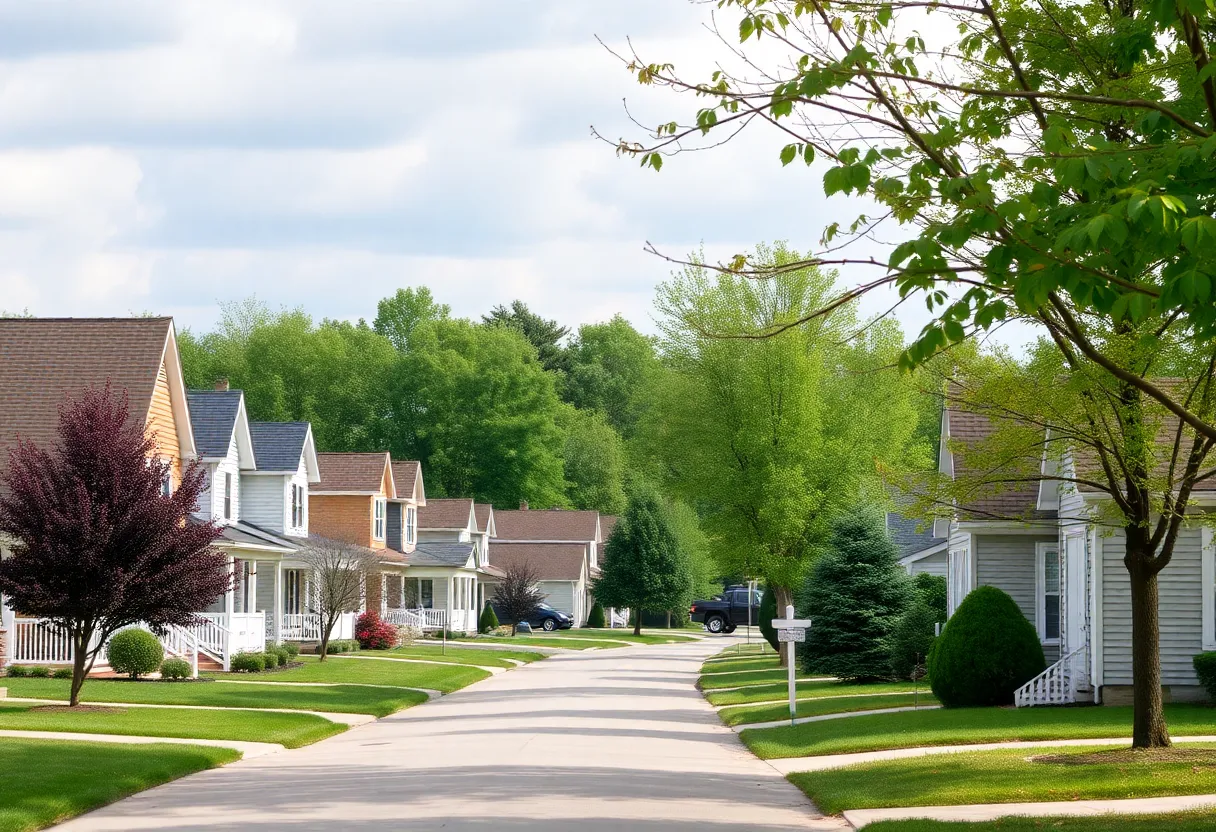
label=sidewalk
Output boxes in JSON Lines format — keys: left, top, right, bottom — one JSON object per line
{"left": 845, "top": 793, "right": 1216, "bottom": 828}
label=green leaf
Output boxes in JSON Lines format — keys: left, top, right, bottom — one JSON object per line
{"left": 739, "top": 15, "right": 755, "bottom": 42}
{"left": 780, "top": 144, "right": 798, "bottom": 166}
{"left": 944, "top": 319, "right": 965, "bottom": 342}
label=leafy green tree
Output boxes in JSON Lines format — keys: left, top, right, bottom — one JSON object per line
{"left": 592, "top": 483, "right": 692, "bottom": 635}
{"left": 483, "top": 300, "right": 570, "bottom": 375}
{"left": 564, "top": 316, "right": 660, "bottom": 437}
{"left": 888, "top": 598, "right": 938, "bottom": 681}
{"left": 758, "top": 586, "right": 779, "bottom": 653}
{"left": 800, "top": 509, "right": 911, "bottom": 680}
{"left": 641, "top": 242, "right": 927, "bottom": 662}
{"left": 912, "top": 573, "right": 948, "bottom": 624}
{"left": 560, "top": 406, "right": 627, "bottom": 515}
{"left": 663, "top": 497, "right": 719, "bottom": 604}
{"left": 373, "top": 287, "right": 450, "bottom": 351}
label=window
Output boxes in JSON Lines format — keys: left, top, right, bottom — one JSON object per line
{"left": 291, "top": 484, "right": 305, "bottom": 529}
{"left": 223, "top": 472, "right": 233, "bottom": 520}
{"left": 419, "top": 578, "right": 433, "bottom": 609}
{"left": 1037, "top": 543, "right": 1061, "bottom": 644}
{"left": 373, "top": 498, "right": 386, "bottom": 540}
{"left": 948, "top": 546, "right": 972, "bottom": 616}
{"left": 160, "top": 461, "right": 173, "bottom": 498}
{"left": 405, "top": 507, "right": 416, "bottom": 544}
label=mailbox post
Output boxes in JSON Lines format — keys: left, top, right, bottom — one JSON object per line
{"left": 771, "top": 605, "right": 812, "bottom": 726}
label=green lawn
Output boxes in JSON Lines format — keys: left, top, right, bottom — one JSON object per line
{"left": 381, "top": 646, "right": 547, "bottom": 665}
{"left": 700, "top": 668, "right": 830, "bottom": 689}
{"left": 701, "top": 656, "right": 783, "bottom": 674}
{"left": 741, "top": 704, "right": 1216, "bottom": 759}
{"left": 0, "top": 702, "right": 342, "bottom": 748}
{"left": 790, "top": 744, "right": 1216, "bottom": 813}
{"left": 0, "top": 737, "right": 238, "bottom": 832}
{"left": 239, "top": 655, "right": 488, "bottom": 692}
{"left": 718, "top": 693, "right": 939, "bottom": 726}
{"left": 543, "top": 629, "right": 701, "bottom": 644}
{"left": 453, "top": 636, "right": 626, "bottom": 650}
{"left": 706, "top": 679, "right": 919, "bottom": 706}
{"left": 3, "top": 677, "right": 427, "bottom": 718}
{"left": 866, "top": 811, "right": 1216, "bottom": 831}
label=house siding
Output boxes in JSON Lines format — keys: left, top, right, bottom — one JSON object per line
{"left": 205, "top": 434, "right": 241, "bottom": 523}
{"left": 286, "top": 459, "right": 309, "bottom": 537}
{"left": 243, "top": 475, "right": 288, "bottom": 532}
{"left": 386, "top": 502, "right": 402, "bottom": 551}
{"left": 908, "top": 550, "right": 948, "bottom": 577}
{"left": 145, "top": 358, "right": 182, "bottom": 486}
{"left": 310, "top": 496, "right": 375, "bottom": 548}
{"left": 974, "top": 533, "right": 1055, "bottom": 625}
{"left": 254, "top": 561, "right": 277, "bottom": 618}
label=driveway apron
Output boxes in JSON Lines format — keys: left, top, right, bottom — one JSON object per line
{"left": 55, "top": 638, "right": 841, "bottom": 831}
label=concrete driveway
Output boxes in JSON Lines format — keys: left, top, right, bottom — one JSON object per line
{"left": 57, "top": 637, "right": 843, "bottom": 831}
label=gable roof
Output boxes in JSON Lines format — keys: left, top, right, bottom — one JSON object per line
{"left": 408, "top": 541, "right": 476, "bottom": 568}
{"left": 492, "top": 509, "right": 600, "bottom": 543}
{"left": 186, "top": 389, "right": 256, "bottom": 469}
{"left": 600, "top": 515, "right": 619, "bottom": 542}
{"left": 945, "top": 405, "right": 1057, "bottom": 522}
{"left": 418, "top": 498, "right": 475, "bottom": 531}
{"left": 474, "top": 503, "right": 495, "bottom": 536}
{"left": 887, "top": 510, "right": 945, "bottom": 559}
{"left": 313, "top": 452, "right": 393, "bottom": 494}
{"left": 488, "top": 541, "right": 587, "bottom": 581}
{"left": 249, "top": 421, "right": 313, "bottom": 474}
{"left": 0, "top": 317, "right": 194, "bottom": 471}
{"left": 390, "top": 460, "right": 424, "bottom": 503}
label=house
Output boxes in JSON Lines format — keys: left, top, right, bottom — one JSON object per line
{"left": 489, "top": 505, "right": 605, "bottom": 626}
{"left": 406, "top": 498, "right": 503, "bottom": 633}
{"left": 888, "top": 500, "right": 947, "bottom": 578}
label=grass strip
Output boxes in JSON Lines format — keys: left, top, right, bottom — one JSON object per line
{"left": 0, "top": 737, "right": 238, "bottom": 832}
{"left": 701, "top": 656, "right": 783, "bottom": 674}
{"left": 706, "top": 680, "right": 921, "bottom": 706}
{"left": 718, "top": 694, "right": 939, "bottom": 727}
{"left": 742, "top": 704, "right": 1216, "bottom": 760}
{"left": 3, "top": 677, "right": 427, "bottom": 718}
{"left": 865, "top": 810, "right": 1216, "bottom": 831}
{"left": 454, "top": 636, "right": 625, "bottom": 650}
{"left": 249, "top": 655, "right": 488, "bottom": 693}
{"left": 382, "top": 646, "right": 546, "bottom": 665}
{"left": 789, "top": 744, "right": 1216, "bottom": 813}
{"left": 549, "top": 629, "right": 700, "bottom": 644}
{"left": 0, "top": 702, "right": 343, "bottom": 748}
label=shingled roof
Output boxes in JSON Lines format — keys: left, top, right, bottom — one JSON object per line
{"left": 493, "top": 509, "right": 600, "bottom": 542}
{"left": 391, "top": 460, "right": 422, "bottom": 502}
{"left": 248, "top": 422, "right": 310, "bottom": 472}
{"left": 489, "top": 542, "right": 587, "bottom": 581}
{"left": 600, "top": 515, "right": 619, "bottom": 542}
{"left": 314, "top": 452, "right": 392, "bottom": 494}
{"left": 408, "top": 542, "right": 476, "bottom": 568}
{"left": 0, "top": 317, "right": 177, "bottom": 471}
{"left": 947, "top": 405, "right": 1057, "bottom": 521}
{"left": 474, "top": 503, "right": 494, "bottom": 535}
{"left": 187, "top": 390, "right": 245, "bottom": 460}
{"left": 418, "top": 498, "right": 474, "bottom": 531}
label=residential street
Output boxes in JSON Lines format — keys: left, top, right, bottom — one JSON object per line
{"left": 56, "top": 637, "right": 843, "bottom": 831}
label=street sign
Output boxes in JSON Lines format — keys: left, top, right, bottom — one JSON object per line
{"left": 772, "top": 605, "right": 811, "bottom": 726}
{"left": 777, "top": 628, "right": 806, "bottom": 643}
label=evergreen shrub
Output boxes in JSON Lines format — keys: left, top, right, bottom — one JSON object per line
{"left": 1194, "top": 652, "right": 1216, "bottom": 701}
{"left": 282, "top": 642, "right": 301, "bottom": 658}
{"left": 261, "top": 650, "right": 280, "bottom": 669}
{"left": 585, "top": 602, "right": 605, "bottom": 629}
{"left": 888, "top": 597, "right": 938, "bottom": 680}
{"left": 480, "top": 603, "right": 501, "bottom": 633}
{"left": 928, "top": 586, "right": 1046, "bottom": 706}
{"left": 5, "top": 665, "right": 29, "bottom": 677}
{"left": 27, "top": 666, "right": 51, "bottom": 678}
{"left": 107, "top": 629, "right": 165, "bottom": 679}
{"left": 52, "top": 667, "right": 73, "bottom": 679}
{"left": 160, "top": 658, "right": 192, "bottom": 679}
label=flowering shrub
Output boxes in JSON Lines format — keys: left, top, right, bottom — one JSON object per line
{"left": 355, "top": 611, "right": 399, "bottom": 650}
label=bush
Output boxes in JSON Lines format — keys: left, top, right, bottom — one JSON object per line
{"left": 52, "top": 667, "right": 74, "bottom": 679}
{"left": 231, "top": 652, "right": 266, "bottom": 673}
{"left": 5, "top": 665, "right": 30, "bottom": 678}
{"left": 888, "top": 597, "right": 938, "bottom": 680}
{"left": 273, "top": 645, "right": 291, "bottom": 665}
{"left": 912, "top": 573, "right": 948, "bottom": 622}
{"left": 585, "top": 602, "right": 605, "bottom": 629}
{"left": 160, "top": 658, "right": 191, "bottom": 680}
{"left": 397, "top": 623, "right": 423, "bottom": 645}
{"left": 107, "top": 629, "right": 165, "bottom": 679}
{"left": 261, "top": 650, "right": 280, "bottom": 669}
{"left": 281, "top": 642, "right": 301, "bottom": 658}
{"left": 928, "top": 585, "right": 1046, "bottom": 707}
{"left": 325, "top": 639, "right": 360, "bottom": 654}
{"left": 481, "top": 603, "right": 501, "bottom": 633}
{"left": 356, "top": 611, "right": 399, "bottom": 650}
{"left": 758, "top": 587, "right": 778, "bottom": 653}
{"left": 28, "top": 666, "right": 51, "bottom": 678}
{"left": 1194, "top": 652, "right": 1216, "bottom": 701}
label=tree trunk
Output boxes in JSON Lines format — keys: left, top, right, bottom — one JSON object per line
{"left": 633, "top": 608, "right": 642, "bottom": 636}
{"left": 666, "top": 610, "right": 672, "bottom": 629}
{"left": 318, "top": 616, "right": 335, "bottom": 662}
{"left": 773, "top": 585, "right": 794, "bottom": 668}
{"left": 69, "top": 632, "right": 90, "bottom": 707}
{"left": 1128, "top": 552, "right": 1171, "bottom": 748}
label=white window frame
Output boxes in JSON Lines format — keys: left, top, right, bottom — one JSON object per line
{"left": 1202, "top": 526, "right": 1215, "bottom": 651}
{"left": 223, "top": 471, "right": 233, "bottom": 521}
{"left": 405, "top": 506, "right": 416, "bottom": 545}
{"left": 373, "top": 497, "right": 386, "bottom": 541}
{"left": 947, "top": 539, "right": 973, "bottom": 617}
{"left": 1035, "top": 541, "right": 1061, "bottom": 646}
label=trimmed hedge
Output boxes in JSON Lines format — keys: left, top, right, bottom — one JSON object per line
{"left": 160, "top": 658, "right": 192, "bottom": 679}
{"left": 5, "top": 665, "right": 31, "bottom": 677}
{"left": 52, "top": 667, "right": 73, "bottom": 679}
{"left": 1194, "top": 652, "right": 1216, "bottom": 701}
{"left": 480, "top": 602, "right": 501, "bottom": 633}
{"left": 107, "top": 629, "right": 165, "bottom": 679}
{"left": 585, "top": 602, "right": 605, "bottom": 629}
{"left": 231, "top": 652, "right": 266, "bottom": 673}
{"left": 928, "top": 585, "right": 1046, "bottom": 707}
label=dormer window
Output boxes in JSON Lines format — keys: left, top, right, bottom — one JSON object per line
{"left": 291, "top": 484, "right": 306, "bottom": 529}
{"left": 223, "top": 472, "right": 233, "bottom": 520}
{"left": 373, "top": 498, "right": 386, "bottom": 540}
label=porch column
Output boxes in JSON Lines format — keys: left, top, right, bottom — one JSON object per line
{"left": 224, "top": 556, "right": 235, "bottom": 616}
{"left": 380, "top": 573, "right": 388, "bottom": 616}
{"left": 446, "top": 576, "right": 454, "bottom": 632}
{"left": 272, "top": 561, "right": 283, "bottom": 645}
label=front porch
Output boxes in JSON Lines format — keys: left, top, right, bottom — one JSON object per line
{"left": 382, "top": 569, "right": 481, "bottom": 634}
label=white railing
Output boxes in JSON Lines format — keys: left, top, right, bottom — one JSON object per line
{"left": 383, "top": 608, "right": 447, "bottom": 631}
{"left": 158, "top": 624, "right": 201, "bottom": 678}
{"left": 610, "top": 609, "right": 629, "bottom": 629}
{"left": 1015, "top": 644, "right": 1089, "bottom": 707}
{"left": 281, "top": 613, "right": 322, "bottom": 641}
{"left": 10, "top": 618, "right": 76, "bottom": 664}
{"left": 384, "top": 609, "right": 422, "bottom": 628}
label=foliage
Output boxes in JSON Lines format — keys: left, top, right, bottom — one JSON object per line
{"left": 106, "top": 630, "right": 165, "bottom": 680}
{"left": 159, "top": 658, "right": 192, "bottom": 680}
{"left": 230, "top": 652, "right": 265, "bottom": 673}
{"left": 261, "top": 650, "right": 280, "bottom": 669}
{"left": 888, "top": 598, "right": 938, "bottom": 681}
{"left": 4, "top": 665, "right": 28, "bottom": 678}
{"left": 563, "top": 315, "right": 661, "bottom": 438}
{"left": 592, "top": 482, "right": 692, "bottom": 635}
{"left": 355, "top": 611, "right": 399, "bottom": 650}
{"left": 281, "top": 642, "right": 301, "bottom": 658}
{"left": 52, "top": 667, "right": 73, "bottom": 679}
{"left": 492, "top": 561, "right": 547, "bottom": 636}
{"left": 911, "top": 574, "right": 948, "bottom": 623}
{"left": 296, "top": 537, "right": 376, "bottom": 660}
{"left": 0, "top": 386, "right": 227, "bottom": 703}
{"left": 27, "top": 666, "right": 51, "bottom": 678}
{"left": 758, "top": 586, "right": 779, "bottom": 653}
{"left": 586, "top": 601, "right": 606, "bottom": 629}
{"left": 560, "top": 406, "right": 627, "bottom": 515}
{"left": 800, "top": 510, "right": 911, "bottom": 680}
{"left": 928, "top": 586, "right": 1046, "bottom": 707}
{"left": 663, "top": 497, "right": 719, "bottom": 604}
{"left": 479, "top": 602, "right": 500, "bottom": 634}
{"left": 373, "top": 287, "right": 450, "bottom": 351}
{"left": 271, "top": 645, "right": 291, "bottom": 665}
{"left": 1193, "top": 652, "right": 1216, "bottom": 701}
{"left": 483, "top": 299, "right": 571, "bottom": 375}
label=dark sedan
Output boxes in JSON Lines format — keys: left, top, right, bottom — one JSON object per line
{"left": 492, "top": 602, "right": 574, "bottom": 632}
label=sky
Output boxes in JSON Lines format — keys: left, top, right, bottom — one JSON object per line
{"left": 0, "top": 0, "right": 1030, "bottom": 348}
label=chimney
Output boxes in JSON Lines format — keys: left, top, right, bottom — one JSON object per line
{"left": 214, "top": 378, "right": 230, "bottom": 392}
{"left": 520, "top": 500, "right": 529, "bottom": 511}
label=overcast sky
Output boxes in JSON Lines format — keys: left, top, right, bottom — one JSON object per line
{"left": 0, "top": 0, "right": 1031, "bottom": 348}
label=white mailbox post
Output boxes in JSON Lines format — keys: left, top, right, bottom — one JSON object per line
{"left": 771, "top": 604, "right": 812, "bottom": 726}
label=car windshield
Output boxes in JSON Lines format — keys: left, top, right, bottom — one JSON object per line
{"left": 537, "top": 604, "right": 554, "bottom": 611}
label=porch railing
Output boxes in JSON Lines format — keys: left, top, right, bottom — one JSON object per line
{"left": 609, "top": 609, "right": 629, "bottom": 629}
{"left": 281, "top": 613, "right": 322, "bottom": 641}
{"left": 383, "top": 608, "right": 447, "bottom": 632}
{"left": 1015, "top": 643, "right": 1089, "bottom": 707}
{"left": 9, "top": 618, "right": 77, "bottom": 664}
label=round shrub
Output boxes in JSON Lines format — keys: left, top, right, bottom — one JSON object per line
{"left": 27, "top": 666, "right": 51, "bottom": 678}
{"left": 281, "top": 642, "right": 301, "bottom": 658}
{"left": 1193, "top": 652, "right": 1216, "bottom": 701}
{"left": 107, "top": 629, "right": 165, "bottom": 679}
{"left": 928, "top": 586, "right": 1046, "bottom": 707}
{"left": 481, "top": 602, "right": 501, "bottom": 633}
{"left": 52, "top": 667, "right": 74, "bottom": 679}
{"left": 261, "top": 650, "right": 280, "bottom": 669}
{"left": 160, "top": 658, "right": 192, "bottom": 680}
{"left": 585, "top": 602, "right": 605, "bottom": 630}
{"left": 356, "top": 612, "right": 399, "bottom": 650}
{"left": 273, "top": 645, "right": 292, "bottom": 665}
{"left": 231, "top": 652, "right": 266, "bottom": 673}
{"left": 5, "top": 665, "right": 30, "bottom": 678}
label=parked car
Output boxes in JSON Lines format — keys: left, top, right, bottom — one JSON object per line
{"left": 492, "top": 602, "right": 574, "bottom": 632}
{"left": 689, "top": 586, "right": 763, "bottom": 634}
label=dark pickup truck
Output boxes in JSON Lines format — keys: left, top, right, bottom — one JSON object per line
{"left": 689, "top": 586, "right": 763, "bottom": 634}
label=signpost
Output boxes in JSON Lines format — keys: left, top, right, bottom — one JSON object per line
{"left": 771, "top": 605, "right": 812, "bottom": 726}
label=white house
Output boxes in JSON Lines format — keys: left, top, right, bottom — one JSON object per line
{"left": 408, "top": 498, "right": 503, "bottom": 633}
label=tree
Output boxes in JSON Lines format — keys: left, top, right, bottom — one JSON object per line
{"left": 561, "top": 406, "right": 627, "bottom": 515}
{"left": 641, "top": 243, "right": 926, "bottom": 662}
{"left": 888, "top": 598, "right": 938, "bottom": 681}
{"left": 0, "top": 387, "right": 227, "bottom": 705}
{"left": 758, "top": 585, "right": 779, "bottom": 653}
{"left": 492, "top": 561, "right": 546, "bottom": 636}
{"left": 373, "top": 287, "right": 450, "bottom": 351}
{"left": 483, "top": 300, "right": 571, "bottom": 375}
{"left": 912, "top": 573, "right": 948, "bottom": 624}
{"left": 592, "top": 483, "right": 691, "bottom": 636}
{"left": 605, "top": 0, "right": 1216, "bottom": 744}
{"left": 297, "top": 536, "right": 376, "bottom": 660}
{"left": 800, "top": 509, "right": 911, "bottom": 681}
{"left": 563, "top": 316, "right": 661, "bottom": 438}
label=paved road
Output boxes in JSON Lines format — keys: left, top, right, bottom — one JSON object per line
{"left": 58, "top": 637, "right": 843, "bottom": 831}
